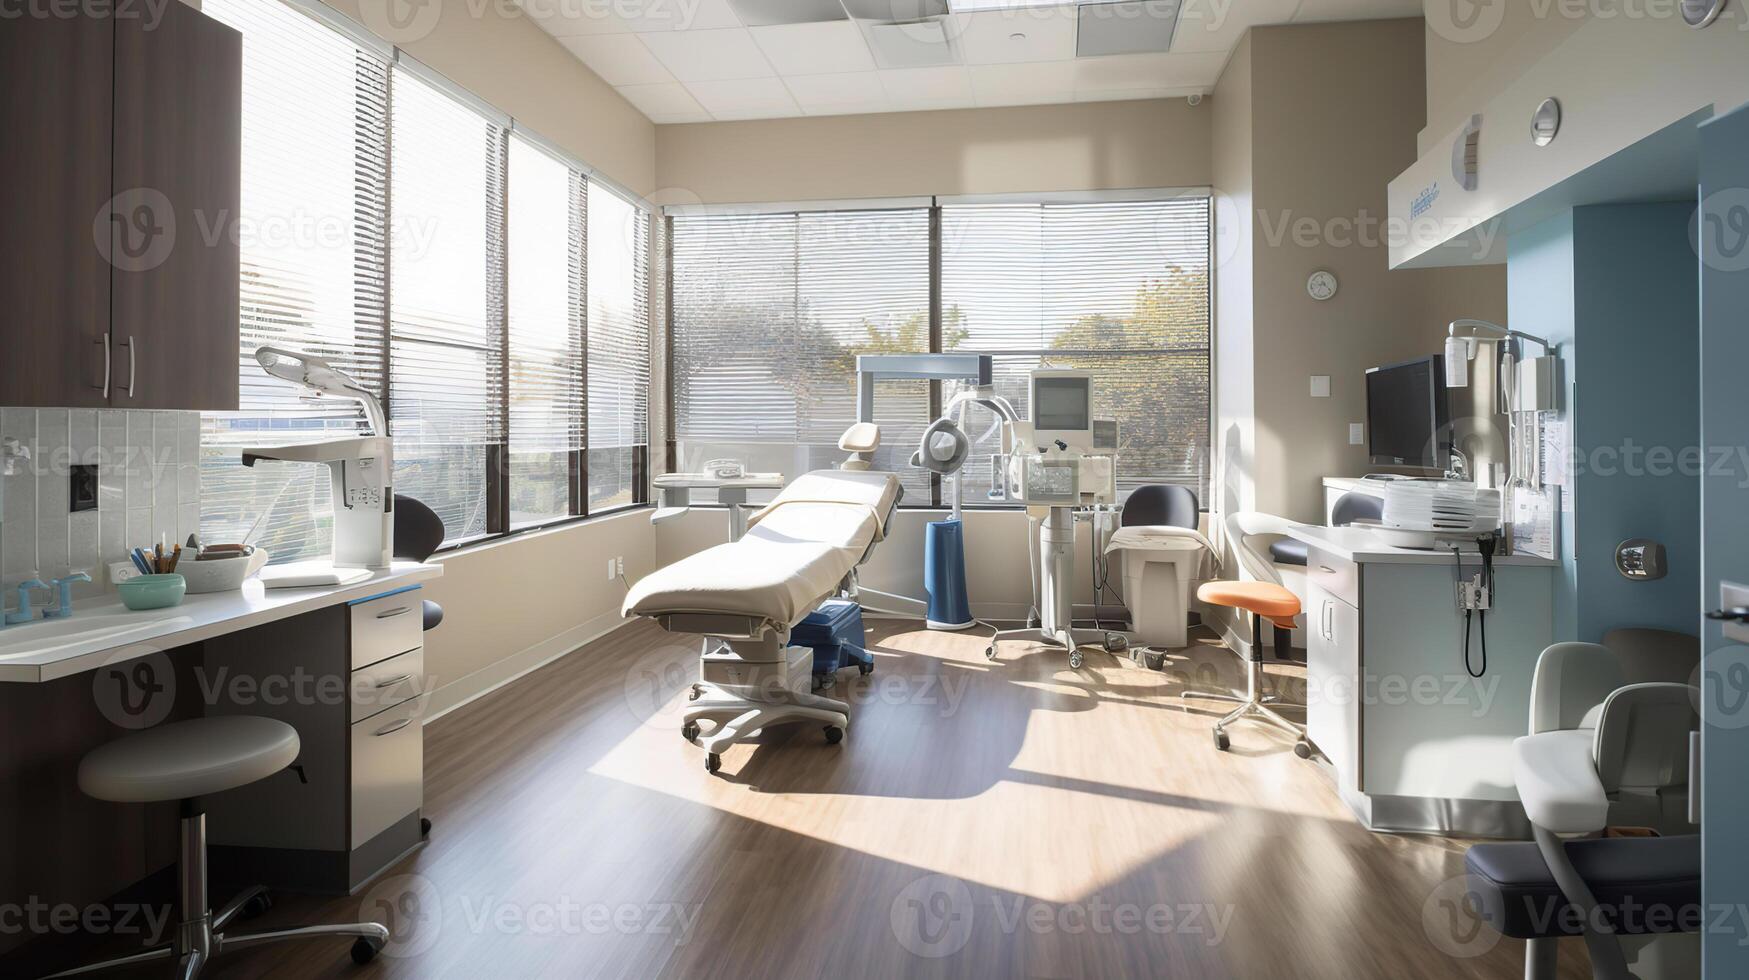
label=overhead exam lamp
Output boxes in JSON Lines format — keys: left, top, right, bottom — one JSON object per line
{"left": 241, "top": 347, "right": 394, "bottom": 585}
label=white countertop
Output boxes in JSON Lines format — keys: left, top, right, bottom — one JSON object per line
{"left": 1285, "top": 524, "right": 1557, "bottom": 567}
{"left": 0, "top": 562, "right": 442, "bottom": 684}
{"left": 653, "top": 472, "right": 785, "bottom": 490}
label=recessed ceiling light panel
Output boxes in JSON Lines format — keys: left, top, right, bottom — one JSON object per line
{"left": 1076, "top": 0, "right": 1182, "bottom": 57}
{"left": 948, "top": 0, "right": 1069, "bottom": 10}
{"left": 728, "top": 0, "right": 849, "bottom": 26}
{"left": 842, "top": 0, "right": 951, "bottom": 20}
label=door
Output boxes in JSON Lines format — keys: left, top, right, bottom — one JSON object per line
{"left": 110, "top": 0, "right": 241, "bottom": 411}
{"left": 1306, "top": 584, "right": 1362, "bottom": 793}
{"left": 1698, "top": 102, "right": 1749, "bottom": 978}
{"left": 0, "top": 12, "right": 114, "bottom": 407}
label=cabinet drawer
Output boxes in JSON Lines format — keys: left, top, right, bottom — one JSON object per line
{"left": 1306, "top": 548, "right": 1359, "bottom": 607}
{"left": 350, "top": 591, "right": 422, "bottom": 669}
{"left": 351, "top": 646, "right": 424, "bottom": 723}
{"left": 351, "top": 695, "right": 424, "bottom": 846}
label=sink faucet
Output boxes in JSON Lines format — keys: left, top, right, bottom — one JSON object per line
{"left": 43, "top": 573, "right": 92, "bottom": 619}
{"left": 6, "top": 579, "right": 49, "bottom": 625}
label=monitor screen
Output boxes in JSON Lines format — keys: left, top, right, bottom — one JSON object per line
{"left": 1034, "top": 376, "right": 1091, "bottom": 432}
{"left": 1365, "top": 356, "right": 1450, "bottom": 469}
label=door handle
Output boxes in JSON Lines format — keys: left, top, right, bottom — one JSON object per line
{"left": 93, "top": 335, "right": 111, "bottom": 399}
{"left": 1689, "top": 731, "right": 1701, "bottom": 826}
{"left": 373, "top": 717, "right": 413, "bottom": 737}
{"left": 118, "top": 336, "right": 137, "bottom": 398}
{"left": 375, "top": 606, "right": 412, "bottom": 619}
{"left": 374, "top": 673, "right": 413, "bottom": 689}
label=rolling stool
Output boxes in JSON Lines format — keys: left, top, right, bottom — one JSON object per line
{"left": 1180, "top": 511, "right": 1310, "bottom": 756}
{"left": 47, "top": 716, "right": 387, "bottom": 978}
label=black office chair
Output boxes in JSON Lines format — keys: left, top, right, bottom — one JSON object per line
{"left": 1268, "top": 490, "right": 1383, "bottom": 566}
{"left": 392, "top": 494, "right": 445, "bottom": 631}
{"left": 1121, "top": 484, "right": 1199, "bottom": 530}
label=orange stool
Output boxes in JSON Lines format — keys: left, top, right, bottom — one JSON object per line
{"left": 1190, "top": 579, "right": 1310, "bottom": 755}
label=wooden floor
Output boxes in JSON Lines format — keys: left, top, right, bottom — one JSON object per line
{"left": 119, "top": 621, "right": 1583, "bottom": 979}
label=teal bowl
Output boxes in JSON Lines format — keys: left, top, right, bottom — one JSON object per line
{"left": 118, "top": 574, "right": 186, "bottom": 611}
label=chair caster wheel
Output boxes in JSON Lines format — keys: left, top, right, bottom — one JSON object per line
{"left": 681, "top": 722, "right": 700, "bottom": 743}
{"left": 858, "top": 662, "right": 873, "bottom": 675}
{"left": 984, "top": 645, "right": 998, "bottom": 661}
{"left": 1069, "top": 651, "right": 1084, "bottom": 670}
{"left": 351, "top": 936, "right": 384, "bottom": 965}
{"left": 705, "top": 753, "right": 722, "bottom": 774}
{"left": 421, "top": 817, "right": 432, "bottom": 838}
{"left": 1213, "top": 729, "right": 1230, "bottom": 751}
{"left": 824, "top": 725, "right": 843, "bottom": 745}
{"left": 1104, "top": 633, "right": 1127, "bottom": 653}
{"left": 1293, "top": 740, "right": 1313, "bottom": 760}
{"left": 241, "top": 891, "right": 274, "bottom": 919}
{"left": 1142, "top": 650, "right": 1168, "bottom": 671}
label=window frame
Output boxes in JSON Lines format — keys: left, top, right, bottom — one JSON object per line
{"left": 661, "top": 191, "right": 1215, "bottom": 511}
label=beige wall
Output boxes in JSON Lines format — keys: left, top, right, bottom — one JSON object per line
{"left": 316, "top": 0, "right": 656, "bottom": 197}
{"left": 1211, "top": 32, "right": 1255, "bottom": 522}
{"left": 1215, "top": 19, "right": 1508, "bottom": 526}
{"left": 1420, "top": 0, "right": 1584, "bottom": 154}
{"left": 655, "top": 98, "right": 1210, "bottom": 204}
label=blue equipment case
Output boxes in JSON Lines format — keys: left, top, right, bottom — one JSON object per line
{"left": 794, "top": 599, "right": 873, "bottom": 684}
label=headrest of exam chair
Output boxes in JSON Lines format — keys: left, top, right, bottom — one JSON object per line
{"left": 840, "top": 422, "right": 881, "bottom": 471}
{"left": 911, "top": 417, "right": 970, "bottom": 475}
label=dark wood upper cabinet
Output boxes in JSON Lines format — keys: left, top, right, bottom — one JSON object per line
{"left": 112, "top": 1, "right": 242, "bottom": 411}
{"left": 0, "top": 1, "right": 241, "bottom": 412}
{"left": 0, "top": 12, "right": 115, "bottom": 408}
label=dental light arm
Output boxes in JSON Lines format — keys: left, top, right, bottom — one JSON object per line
{"left": 1445, "top": 319, "right": 1558, "bottom": 388}
{"left": 255, "top": 346, "right": 387, "bottom": 437}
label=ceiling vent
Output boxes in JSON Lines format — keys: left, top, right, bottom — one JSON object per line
{"left": 1076, "top": 1, "right": 1182, "bottom": 57}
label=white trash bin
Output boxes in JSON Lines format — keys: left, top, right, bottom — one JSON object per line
{"left": 1105, "top": 526, "right": 1217, "bottom": 649}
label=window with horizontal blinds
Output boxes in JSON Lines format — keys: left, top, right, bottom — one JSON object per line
{"left": 507, "top": 135, "right": 584, "bottom": 529}
{"left": 670, "top": 207, "right": 932, "bottom": 500}
{"left": 586, "top": 181, "right": 651, "bottom": 511}
{"left": 197, "top": 0, "right": 390, "bottom": 563}
{"left": 940, "top": 198, "right": 1212, "bottom": 502}
{"left": 388, "top": 66, "right": 508, "bottom": 544}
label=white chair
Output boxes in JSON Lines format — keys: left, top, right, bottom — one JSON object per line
{"left": 46, "top": 716, "right": 388, "bottom": 979}
{"left": 1463, "top": 640, "right": 1701, "bottom": 980}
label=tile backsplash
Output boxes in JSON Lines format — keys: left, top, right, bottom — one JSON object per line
{"left": 0, "top": 408, "right": 201, "bottom": 610}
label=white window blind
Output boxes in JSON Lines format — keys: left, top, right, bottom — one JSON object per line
{"left": 388, "top": 66, "right": 508, "bottom": 544}
{"left": 507, "top": 135, "right": 584, "bottom": 529}
{"left": 940, "top": 198, "right": 1212, "bottom": 502}
{"left": 198, "top": 0, "right": 390, "bottom": 563}
{"left": 670, "top": 207, "right": 932, "bottom": 499}
{"left": 585, "top": 182, "right": 650, "bottom": 511}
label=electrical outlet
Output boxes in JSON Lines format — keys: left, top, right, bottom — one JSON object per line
{"left": 606, "top": 558, "right": 617, "bottom": 582}
{"left": 109, "top": 560, "right": 141, "bottom": 585}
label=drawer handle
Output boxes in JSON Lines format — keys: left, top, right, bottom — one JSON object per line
{"left": 374, "top": 673, "right": 413, "bottom": 689}
{"left": 373, "top": 717, "right": 414, "bottom": 737}
{"left": 375, "top": 606, "right": 413, "bottom": 620}
{"left": 1318, "top": 566, "right": 1336, "bottom": 575}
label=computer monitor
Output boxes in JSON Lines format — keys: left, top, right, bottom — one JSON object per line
{"left": 1029, "top": 369, "right": 1093, "bottom": 450}
{"left": 1365, "top": 355, "right": 1451, "bottom": 469}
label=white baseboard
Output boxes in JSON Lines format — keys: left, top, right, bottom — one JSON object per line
{"left": 423, "top": 609, "right": 633, "bottom": 723}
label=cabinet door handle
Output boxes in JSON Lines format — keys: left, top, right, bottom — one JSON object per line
{"left": 116, "top": 336, "right": 137, "bottom": 398}
{"left": 373, "top": 717, "right": 413, "bottom": 737}
{"left": 375, "top": 606, "right": 412, "bottom": 619}
{"left": 93, "top": 335, "right": 111, "bottom": 399}
{"left": 374, "top": 673, "right": 413, "bottom": 689}
{"left": 1322, "top": 601, "right": 1334, "bottom": 642}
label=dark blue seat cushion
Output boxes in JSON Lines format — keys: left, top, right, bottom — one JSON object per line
{"left": 1269, "top": 538, "right": 1308, "bottom": 566}
{"left": 1464, "top": 835, "right": 1701, "bottom": 939}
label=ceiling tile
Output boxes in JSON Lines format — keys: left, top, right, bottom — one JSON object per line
{"left": 879, "top": 65, "right": 974, "bottom": 104}
{"left": 1171, "top": 0, "right": 1298, "bottom": 52}
{"left": 616, "top": 80, "right": 709, "bottom": 120}
{"left": 784, "top": 71, "right": 888, "bottom": 112}
{"left": 1077, "top": 1, "right": 1181, "bottom": 57}
{"left": 558, "top": 35, "right": 676, "bottom": 86}
{"left": 951, "top": 8, "right": 1077, "bottom": 65}
{"left": 686, "top": 76, "right": 800, "bottom": 116}
{"left": 622, "top": 0, "right": 742, "bottom": 32}
{"left": 968, "top": 60, "right": 1078, "bottom": 107}
{"left": 841, "top": 0, "right": 949, "bottom": 18}
{"left": 861, "top": 19, "right": 962, "bottom": 69}
{"left": 639, "top": 28, "right": 775, "bottom": 82}
{"left": 750, "top": 21, "right": 877, "bottom": 75}
{"left": 729, "top": 0, "right": 847, "bottom": 26}
{"left": 1072, "top": 50, "right": 1224, "bottom": 94}
{"left": 1292, "top": 0, "right": 1423, "bottom": 21}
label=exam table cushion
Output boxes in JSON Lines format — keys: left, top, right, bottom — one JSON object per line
{"left": 78, "top": 716, "right": 300, "bottom": 804}
{"left": 624, "top": 470, "right": 901, "bottom": 628}
{"left": 1513, "top": 729, "right": 1610, "bottom": 834}
{"left": 1464, "top": 834, "right": 1700, "bottom": 939}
